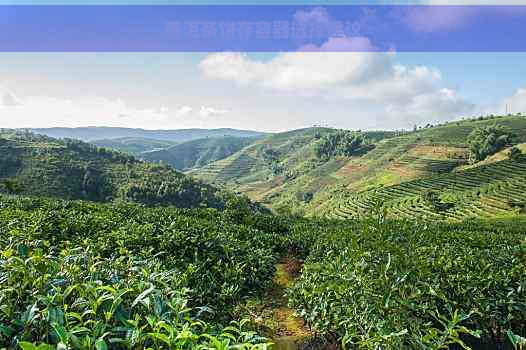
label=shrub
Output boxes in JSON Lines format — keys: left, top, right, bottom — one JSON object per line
{"left": 315, "top": 131, "right": 369, "bottom": 159}
{"left": 468, "top": 125, "right": 514, "bottom": 162}
{"left": 289, "top": 219, "right": 526, "bottom": 349}
{"left": 509, "top": 146, "right": 523, "bottom": 161}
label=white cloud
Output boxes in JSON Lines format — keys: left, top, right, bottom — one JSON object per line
{"left": 293, "top": 7, "right": 330, "bottom": 23}
{"left": 199, "top": 51, "right": 473, "bottom": 128}
{"left": 485, "top": 88, "right": 526, "bottom": 115}
{"left": 2, "top": 91, "right": 22, "bottom": 107}
{"left": 503, "top": 88, "right": 526, "bottom": 113}
{"left": 0, "top": 86, "right": 23, "bottom": 107}
{"left": 0, "top": 94, "right": 174, "bottom": 129}
{"left": 199, "top": 106, "right": 229, "bottom": 118}
{"left": 200, "top": 52, "right": 392, "bottom": 91}
{"left": 385, "top": 88, "right": 474, "bottom": 126}
{"left": 174, "top": 105, "right": 193, "bottom": 118}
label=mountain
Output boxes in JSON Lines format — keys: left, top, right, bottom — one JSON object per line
{"left": 0, "top": 130, "right": 242, "bottom": 209}
{"left": 91, "top": 137, "right": 178, "bottom": 155}
{"left": 141, "top": 136, "right": 260, "bottom": 170}
{"left": 189, "top": 115, "right": 526, "bottom": 218}
{"left": 27, "top": 126, "right": 266, "bottom": 142}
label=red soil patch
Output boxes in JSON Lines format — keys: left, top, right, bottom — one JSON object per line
{"left": 408, "top": 145, "right": 468, "bottom": 160}
{"left": 336, "top": 162, "right": 367, "bottom": 177}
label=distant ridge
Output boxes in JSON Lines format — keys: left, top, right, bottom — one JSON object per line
{"left": 27, "top": 126, "right": 267, "bottom": 143}
{"left": 142, "top": 136, "right": 260, "bottom": 170}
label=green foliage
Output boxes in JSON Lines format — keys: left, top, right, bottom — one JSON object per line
{"left": 1, "top": 194, "right": 526, "bottom": 349}
{"left": 422, "top": 190, "right": 454, "bottom": 212}
{"left": 1, "top": 178, "right": 25, "bottom": 194}
{"left": 468, "top": 125, "right": 514, "bottom": 162}
{"left": 509, "top": 146, "right": 524, "bottom": 161}
{"left": 262, "top": 149, "right": 280, "bottom": 164}
{"left": 301, "top": 192, "right": 313, "bottom": 203}
{"left": 508, "top": 330, "right": 526, "bottom": 350}
{"left": 0, "top": 195, "right": 280, "bottom": 348}
{"left": 315, "top": 131, "right": 370, "bottom": 159}
{"left": 261, "top": 149, "right": 284, "bottom": 176}
{"left": 331, "top": 157, "right": 526, "bottom": 221}
{"left": 288, "top": 218, "right": 526, "bottom": 349}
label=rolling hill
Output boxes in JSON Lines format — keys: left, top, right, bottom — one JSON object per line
{"left": 141, "top": 135, "right": 260, "bottom": 170}
{"left": 324, "top": 154, "right": 526, "bottom": 221}
{"left": 0, "top": 130, "right": 242, "bottom": 209}
{"left": 28, "top": 126, "right": 266, "bottom": 142}
{"left": 91, "top": 137, "right": 178, "bottom": 155}
{"left": 189, "top": 115, "right": 526, "bottom": 217}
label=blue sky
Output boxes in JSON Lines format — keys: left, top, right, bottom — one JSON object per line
{"left": 0, "top": 0, "right": 436, "bottom": 4}
{"left": 0, "top": 2, "right": 525, "bottom": 131}
{"left": 1, "top": 0, "right": 525, "bottom": 3}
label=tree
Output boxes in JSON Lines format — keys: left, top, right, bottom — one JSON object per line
{"left": 468, "top": 125, "right": 514, "bottom": 162}
{"left": 302, "top": 191, "right": 313, "bottom": 203}
{"left": 1, "top": 179, "right": 24, "bottom": 194}
{"left": 423, "top": 190, "right": 454, "bottom": 212}
{"left": 315, "top": 131, "right": 369, "bottom": 159}
{"left": 262, "top": 148, "right": 279, "bottom": 164}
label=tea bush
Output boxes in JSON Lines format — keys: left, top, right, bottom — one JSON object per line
{"left": 288, "top": 218, "right": 526, "bottom": 349}
{"left": 2, "top": 195, "right": 526, "bottom": 349}
{"left": 0, "top": 195, "right": 281, "bottom": 348}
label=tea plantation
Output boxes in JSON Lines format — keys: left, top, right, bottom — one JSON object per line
{"left": 327, "top": 155, "right": 526, "bottom": 221}
{"left": 288, "top": 217, "right": 526, "bottom": 349}
{"left": 1, "top": 195, "right": 525, "bottom": 349}
{"left": 0, "top": 195, "right": 283, "bottom": 348}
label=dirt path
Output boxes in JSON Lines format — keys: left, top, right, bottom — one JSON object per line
{"left": 263, "top": 257, "right": 312, "bottom": 350}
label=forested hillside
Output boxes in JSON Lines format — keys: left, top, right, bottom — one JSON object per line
{"left": 189, "top": 128, "right": 396, "bottom": 199}
{"left": 0, "top": 131, "right": 243, "bottom": 209}
{"left": 91, "top": 137, "right": 177, "bottom": 155}
{"left": 142, "top": 136, "right": 259, "bottom": 170}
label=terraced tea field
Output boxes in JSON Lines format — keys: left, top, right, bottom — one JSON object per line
{"left": 328, "top": 156, "right": 526, "bottom": 221}
{"left": 416, "top": 115, "right": 526, "bottom": 145}
{"left": 186, "top": 116, "right": 526, "bottom": 216}
{"left": 189, "top": 153, "right": 260, "bottom": 182}
{"left": 392, "top": 155, "right": 467, "bottom": 174}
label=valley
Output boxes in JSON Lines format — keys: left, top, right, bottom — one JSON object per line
{"left": 1, "top": 114, "right": 526, "bottom": 349}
